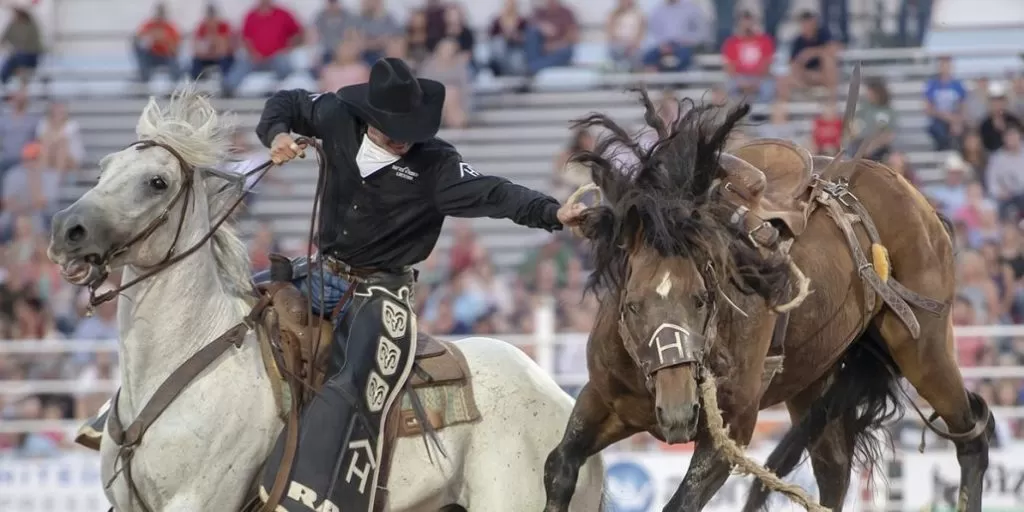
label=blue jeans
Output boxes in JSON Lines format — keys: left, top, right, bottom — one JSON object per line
{"left": 820, "top": 0, "right": 850, "bottom": 44}
{"left": 133, "top": 41, "right": 183, "bottom": 82}
{"left": 252, "top": 258, "right": 352, "bottom": 321}
{"left": 928, "top": 117, "right": 955, "bottom": 151}
{"left": 642, "top": 42, "right": 693, "bottom": 72}
{"left": 728, "top": 76, "right": 776, "bottom": 103}
{"left": 190, "top": 55, "right": 234, "bottom": 80}
{"left": 222, "top": 52, "right": 294, "bottom": 95}
{"left": 523, "top": 25, "right": 574, "bottom": 75}
{"left": 898, "top": 0, "right": 933, "bottom": 46}
{"left": 1, "top": 52, "right": 38, "bottom": 84}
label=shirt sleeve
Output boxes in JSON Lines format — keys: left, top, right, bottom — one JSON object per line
{"left": 255, "top": 89, "right": 347, "bottom": 147}
{"left": 432, "top": 156, "right": 563, "bottom": 231}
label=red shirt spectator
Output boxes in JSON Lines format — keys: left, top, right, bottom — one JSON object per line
{"left": 137, "top": 16, "right": 180, "bottom": 58}
{"left": 242, "top": 2, "right": 301, "bottom": 59}
{"left": 722, "top": 32, "right": 774, "bottom": 76}
{"left": 812, "top": 111, "right": 843, "bottom": 153}
{"left": 195, "top": 14, "right": 233, "bottom": 59}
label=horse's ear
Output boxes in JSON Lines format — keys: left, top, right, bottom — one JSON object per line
{"left": 201, "top": 168, "right": 245, "bottom": 220}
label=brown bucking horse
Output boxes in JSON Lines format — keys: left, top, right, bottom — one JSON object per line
{"left": 541, "top": 87, "right": 994, "bottom": 512}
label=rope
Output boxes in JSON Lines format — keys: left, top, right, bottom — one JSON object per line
{"left": 699, "top": 372, "right": 831, "bottom": 512}
{"left": 774, "top": 258, "right": 812, "bottom": 313}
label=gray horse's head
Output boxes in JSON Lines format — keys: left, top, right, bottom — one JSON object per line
{"left": 48, "top": 84, "right": 250, "bottom": 294}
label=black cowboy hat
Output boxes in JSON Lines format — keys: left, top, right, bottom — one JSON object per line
{"left": 337, "top": 57, "right": 446, "bottom": 143}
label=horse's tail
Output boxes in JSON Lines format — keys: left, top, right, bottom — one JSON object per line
{"left": 742, "top": 324, "right": 904, "bottom": 512}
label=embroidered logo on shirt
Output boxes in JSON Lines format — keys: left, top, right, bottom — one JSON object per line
{"left": 392, "top": 164, "right": 418, "bottom": 181}
{"left": 459, "top": 162, "right": 480, "bottom": 178}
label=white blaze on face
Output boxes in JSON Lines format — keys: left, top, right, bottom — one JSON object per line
{"left": 656, "top": 271, "right": 673, "bottom": 298}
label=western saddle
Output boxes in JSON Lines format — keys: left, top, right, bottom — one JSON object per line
{"left": 718, "top": 137, "right": 817, "bottom": 244}
{"left": 251, "top": 259, "right": 472, "bottom": 511}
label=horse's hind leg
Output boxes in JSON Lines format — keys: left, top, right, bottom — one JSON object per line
{"left": 543, "top": 383, "right": 636, "bottom": 512}
{"left": 878, "top": 314, "right": 992, "bottom": 512}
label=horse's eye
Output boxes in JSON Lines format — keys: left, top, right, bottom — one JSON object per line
{"left": 693, "top": 293, "right": 708, "bottom": 309}
{"left": 625, "top": 300, "right": 642, "bottom": 315}
{"left": 149, "top": 176, "right": 168, "bottom": 191}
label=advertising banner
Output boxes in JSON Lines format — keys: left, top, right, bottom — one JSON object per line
{"left": 602, "top": 450, "right": 864, "bottom": 512}
{"left": 898, "top": 449, "right": 1024, "bottom": 512}
{"left": 0, "top": 454, "right": 106, "bottom": 512}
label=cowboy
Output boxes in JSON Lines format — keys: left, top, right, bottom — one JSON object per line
{"left": 255, "top": 57, "right": 585, "bottom": 511}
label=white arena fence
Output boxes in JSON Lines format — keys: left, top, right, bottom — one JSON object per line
{"left": 2, "top": 322, "right": 1024, "bottom": 511}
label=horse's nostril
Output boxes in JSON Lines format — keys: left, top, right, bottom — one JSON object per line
{"left": 66, "top": 224, "right": 87, "bottom": 243}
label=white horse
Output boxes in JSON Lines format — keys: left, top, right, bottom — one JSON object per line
{"left": 46, "top": 85, "right": 605, "bottom": 512}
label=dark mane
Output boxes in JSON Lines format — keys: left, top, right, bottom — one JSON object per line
{"left": 574, "top": 89, "right": 793, "bottom": 305}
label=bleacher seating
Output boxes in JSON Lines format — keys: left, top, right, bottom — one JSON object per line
{"left": 43, "top": 46, "right": 1000, "bottom": 270}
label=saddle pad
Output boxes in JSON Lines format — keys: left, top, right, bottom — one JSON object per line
{"left": 396, "top": 382, "right": 482, "bottom": 438}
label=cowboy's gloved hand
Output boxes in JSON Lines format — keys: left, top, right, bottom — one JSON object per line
{"left": 270, "top": 133, "right": 307, "bottom": 164}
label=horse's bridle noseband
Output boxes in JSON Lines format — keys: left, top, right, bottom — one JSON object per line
{"left": 84, "top": 139, "right": 277, "bottom": 309}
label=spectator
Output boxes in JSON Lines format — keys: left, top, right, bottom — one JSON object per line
{"left": 965, "top": 77, "right": 990, "bottom": 124}
{"left": 524, "top": 0, "right": 578, "bottom": 76}
{"left": 924, "top": 56, "right": 968, "bottom": 151}
{"left": 440, "top": 4, "right": 474, "bottom": 60}
{"left": 132, "top": 3, "right": 183, "bottom": 83}
{"left": 923, "top": 153, "right": 972, "bottom": 218}
{"left": 0, "top": 89, "right": 39, "bottom": 173}
{"left": 811, "top": 101, "right": 842, "bottom": 154}
{"left": 488, "top": 0, "right": 528, "bottom": 76}
{"left": 0, "top": 5, "right": 42, "bottom": 85}
{"left": 999, "top": 222, "right": 1024, "bottom": 320}
{"left": 420, "top": 38, "right": 472, "bottom": 129}
{"left": 319, "top": 33, "right": 371, "bottom": 92}
{"left": 605, "top": 0, "right": 646, "bottom": 72}
{"left": 978, "top": 81, "right": 1024, "bottom": 152}
{"left": 957, "top": 250, "right": 1003, "bottom": 324}
{"left": 348, "top": 0, "right": 402, "bottom": 65}
{"left": 850, "top": 77, "right": 898, "bottom": 161}
{"left": 423, "top": 0, "right": 449, "bottom": 50}
{"left": 36, "top": 102, "right": 84, "bottom": 172}
{"left": 986, "top": 127, "right": 1024, "bottom": 219}
{"left": 190, "top": 4, "right": 235, "bottom": 80}
{"left": 961, "top": 130, "right": 988, "bottom": 189}
{"left": 722, "top": 10, "right": 776, "bottom": 104}
{"left": 0, "top": 142, "right": 62, "bottom": 238}
{"left": 952, "top": 295, "right": 985, "bottom": 365}
{"left": 952, "top": 182, "right": 995, "bottom": 239}
{"left": 781, "top": 10, "right": 839, "bottom": 105}
{"left": 406, "top": 10, "right": 432, "bottom": 69}
{"left": 642, "top": 0, "right": 707, "bottom": 73}
{"left": 448, "top": 220, "right": 482, "bottom": 275}
{"left": 222, "top": 0, "right": 302, "bottom": 97}
{"left": 311, "top": 0, "right": 349, "bottom": 70}
{"left": 12, "top": 295, "right": 60, "bottom": 340}
{"left": 71, "top": 291, "right": 117, "bottom": 343}
{"left": 248, "top": 222, "right": 280, "bottom": 272}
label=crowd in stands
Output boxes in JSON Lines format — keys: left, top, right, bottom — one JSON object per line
{"left": 0, "top": 0, "right": 1018, "bottom": 456}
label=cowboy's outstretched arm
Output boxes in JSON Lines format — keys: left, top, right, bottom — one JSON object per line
{"left": 432, "top": 156, "right": 563, "bottom": 231}
{"left": 256, "top": 89, "right": 347, "bottom": 147}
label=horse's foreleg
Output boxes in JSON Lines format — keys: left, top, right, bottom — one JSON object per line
{"left": 665, "top": 389, "right": 760, "bottom": 512}
{"left": 543, "top": 383, "right": 635, "bottom": 512}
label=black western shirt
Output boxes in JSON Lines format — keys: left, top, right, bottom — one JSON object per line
{"left": 256, "top": 89, "right": 564, "bottom": 270}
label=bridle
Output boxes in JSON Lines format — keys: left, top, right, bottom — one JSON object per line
{"left": 619, "top": 261, "right": 721, "bottom": 391}
{"left": 84, "top": 139, "right": 280, "bottom": 309}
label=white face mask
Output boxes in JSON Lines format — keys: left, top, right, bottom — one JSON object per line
{"left": 355, "top": 134, "right": 401, "bottom": 177}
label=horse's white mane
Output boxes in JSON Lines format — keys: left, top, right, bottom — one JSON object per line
{"left": 136, "top": 83, "right": 251, "bottom": 297}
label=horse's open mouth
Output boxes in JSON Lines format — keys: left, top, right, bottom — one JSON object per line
{"left": 60, "top": 254, "right": 104, "bottom": 286}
